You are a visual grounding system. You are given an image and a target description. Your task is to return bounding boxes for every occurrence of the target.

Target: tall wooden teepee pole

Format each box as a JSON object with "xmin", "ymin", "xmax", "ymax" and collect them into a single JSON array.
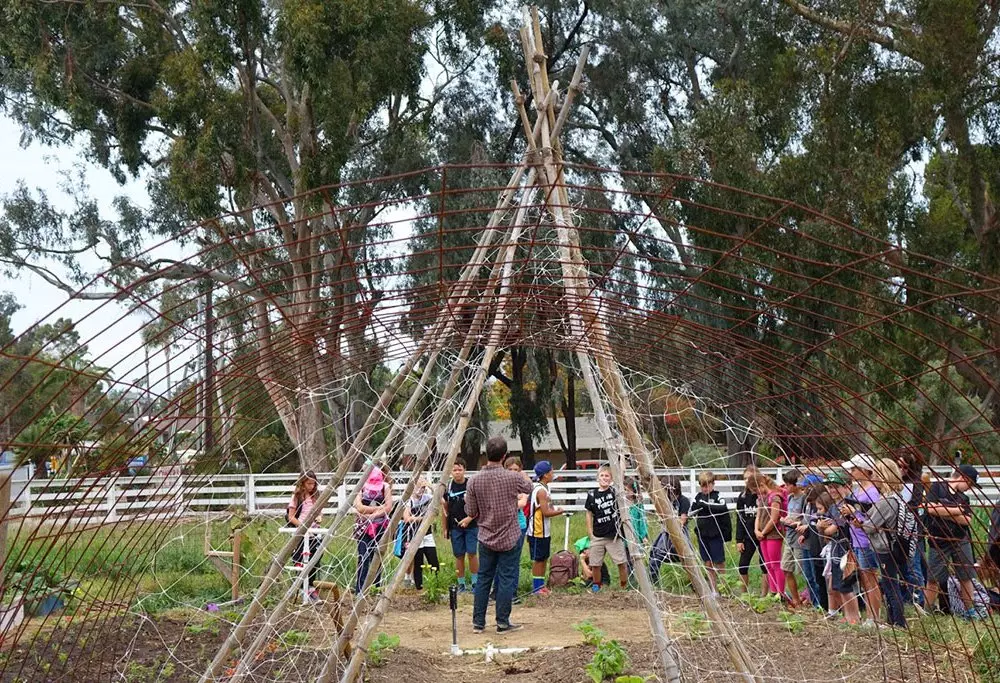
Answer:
[
  {"xmin": 519, "ymin": 10, "xmax": 758, "ymax": 682},
  {"xmin": 326, "ymin": 165, "xmax": 538, "ymax": 683},
  {"xmin": 202, "ymin": 162, "xmax": 533, "ymax": 682}
]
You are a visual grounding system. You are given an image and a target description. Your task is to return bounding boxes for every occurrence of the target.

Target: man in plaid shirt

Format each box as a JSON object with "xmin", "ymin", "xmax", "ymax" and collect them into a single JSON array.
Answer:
[{"xmin": 466, "ymin": 435, "xmax": 533, "ymax": 633}]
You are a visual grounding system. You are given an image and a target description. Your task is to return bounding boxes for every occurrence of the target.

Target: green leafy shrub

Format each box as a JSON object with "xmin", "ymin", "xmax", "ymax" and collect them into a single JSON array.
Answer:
[{"xmin": 421, "ymin": 565, "xmax": 448, "ymax": 604}]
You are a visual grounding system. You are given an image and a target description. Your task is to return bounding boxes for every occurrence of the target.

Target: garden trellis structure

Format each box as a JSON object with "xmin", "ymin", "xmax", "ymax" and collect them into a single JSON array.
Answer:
[{"xmin": 1, "ymin": 6, "xmax": 999, "ymax": 683}]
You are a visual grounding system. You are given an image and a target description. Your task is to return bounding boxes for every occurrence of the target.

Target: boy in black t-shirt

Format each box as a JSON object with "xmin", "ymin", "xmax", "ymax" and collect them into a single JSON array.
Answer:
[
  {"xmin": 441, "ymin": 458, "xmax": 478, "ymax": 592},
  {"xmin": 923, "ymin": 465, "xmax": 982, "ymax": 618},
  {"xmin": 585, "ymin": 465, "xmax": 628, "ymax": 591},
  {"xmin": 691, "ymin": 471, "xmax": 731, "ymax": 594}
]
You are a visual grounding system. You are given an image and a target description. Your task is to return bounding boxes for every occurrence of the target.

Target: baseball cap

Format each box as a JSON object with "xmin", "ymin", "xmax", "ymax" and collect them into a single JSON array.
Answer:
[
  {"xmin": 957, "ymin": 464, "xmax": 979, "ymax": 485},
  {"xmin": 801, "ymin": 473, "xmax": 824, "ymax": 486},
  {"xmin": 823, "ymin": 471, "xmax": 849, "ymax": 486},
  {"xmin": 534, "ymin": 460, "xmax": 553, "ymax": 478},
  {"xmin": 840, "ymin": 453, "xmax": 877, "ymax": 472}
]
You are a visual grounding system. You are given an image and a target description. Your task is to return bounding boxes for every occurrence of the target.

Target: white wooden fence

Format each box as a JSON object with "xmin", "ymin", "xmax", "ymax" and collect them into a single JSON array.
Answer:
[{"xmin": 5, "ymin": 466, "xmax": 999, "ymax": 526}]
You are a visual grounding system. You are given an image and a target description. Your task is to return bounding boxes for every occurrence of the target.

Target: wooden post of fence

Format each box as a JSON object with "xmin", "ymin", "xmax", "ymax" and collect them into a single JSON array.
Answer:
[
  {"xmin": 246, "ymin": 475, "xmax": 256, "ymax": 515},
  {"xmin": 0, "ymin": 468, "xmax": 11, "ymax": 588},
  {"xmin": 106, "ymin": 478, "xmax": 119, "ymax": 522}
]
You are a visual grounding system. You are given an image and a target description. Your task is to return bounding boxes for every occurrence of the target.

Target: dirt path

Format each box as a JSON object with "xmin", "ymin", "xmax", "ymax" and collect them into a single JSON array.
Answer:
[{"xmin": 382, "ymin": 594, "xmax": 653, "ymax": 652}]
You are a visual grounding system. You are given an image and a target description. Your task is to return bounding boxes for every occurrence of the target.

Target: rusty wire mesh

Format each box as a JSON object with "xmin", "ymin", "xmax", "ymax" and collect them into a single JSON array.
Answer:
[{"xmin": 0, "ymin": 163, "xmax": 998, "ymax": 681}]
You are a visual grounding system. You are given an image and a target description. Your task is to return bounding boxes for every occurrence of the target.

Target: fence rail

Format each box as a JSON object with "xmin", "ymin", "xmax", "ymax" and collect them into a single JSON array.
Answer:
[{"xmin": 6, "ymin": 467, "xmax": 999, "ymax": 526}]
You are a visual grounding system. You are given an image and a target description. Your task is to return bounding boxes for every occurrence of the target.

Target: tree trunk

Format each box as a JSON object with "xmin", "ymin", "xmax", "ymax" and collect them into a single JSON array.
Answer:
[
  {"xmin": 563, "ymin": 368, "xmax": 577, "ymax": 468},
  {"xmin": 510, "ymin": 347, "xmax": 537, "ymax": 468}
]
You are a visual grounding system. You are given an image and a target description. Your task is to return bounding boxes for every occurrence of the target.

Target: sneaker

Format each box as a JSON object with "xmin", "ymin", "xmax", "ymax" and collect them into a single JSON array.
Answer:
[
  {"xmin": 497, "ymin": 622, "xmax": 523, "ymax": 634},
  {"xmin": 964, "ymin": 607, "xmax": 987, "ymax": 621},
  {"xmin": 307, "ymin": 588, "xmax": 320, "ymax": 603},
  {"xmin": 472, "ymin": 624, "xmax": 485, "ymax": 634},
  {"xmin": 533, "ymin": 587, "xmax": 551, "ymax": 596},
  {"xmin": 590, "ymin": 584, "xmax": 600, "ymax": 593}
]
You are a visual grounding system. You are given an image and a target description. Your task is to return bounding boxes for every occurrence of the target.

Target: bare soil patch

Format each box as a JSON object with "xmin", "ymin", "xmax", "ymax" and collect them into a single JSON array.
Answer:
[{"xmin": 0, "ymin": 590, "xmax": 980, "ymax": 682}]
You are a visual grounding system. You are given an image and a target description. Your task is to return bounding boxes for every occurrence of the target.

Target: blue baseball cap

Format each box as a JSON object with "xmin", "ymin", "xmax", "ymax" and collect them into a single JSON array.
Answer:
[
  {"xmin": 534, "ymin": 460, "xmax": 553, "ymax": 478},
  {"xmin": 801, "ymin": 474, "xmax": 824, "ymax": 486}
]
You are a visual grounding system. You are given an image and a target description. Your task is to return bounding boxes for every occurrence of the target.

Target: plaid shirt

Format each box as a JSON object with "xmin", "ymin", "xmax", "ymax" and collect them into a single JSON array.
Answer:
[{"xmin": 466, "ymin": 463, "xmax": 533, "ymax": 552}]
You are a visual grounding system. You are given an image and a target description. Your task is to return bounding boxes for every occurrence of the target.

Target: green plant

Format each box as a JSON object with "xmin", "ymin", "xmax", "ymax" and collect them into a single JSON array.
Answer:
[
  {"xmin": 614, "ymin": 677, "xmax": 655, "ymax": 683},
  {"xmin": 573, "ymin": 619, "xmax": 607, "ymax": 647},
  {"xmin": 185, "ymin": 620, "xmax": 220, "ymax": 636},
  {"xmin": 586, "ymin": 639, "xmax": 629, "ymax": 682},
  {"xmin": 680, "ymin": 611, "xmax": 709, "ymax": 639},
  {"xmin": 736, "ymin": 592, "xmax": 781, "ymax": 614},
  {"xmin": 421, "ymin": 565, "xmax": 448, "ymax": 604},
  {"xmin": 278, "ymin": 629, "xmax": 310, "ymax": 648},
  {"xmin": 778, "ymin": 611, "xmax": 805, "ymax": 635},
  {"xmin": 369, "ymin": 632, "xmax": 400, "ymax": 667}
]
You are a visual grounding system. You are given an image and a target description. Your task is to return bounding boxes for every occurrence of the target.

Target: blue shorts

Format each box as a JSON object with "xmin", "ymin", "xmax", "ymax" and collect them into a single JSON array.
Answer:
[
  {"xmin": 698, "ymin": 535, "xmax": 726, "ymax": 564},
  {"xmin": 527, "ymin": 536, "xmax": 551, "ymax": 561},
  {"xmin": 450, "ymin": 526, "xmax": 478, "ymax": 556},
  {"xmin": 854, "ymin": 545, "xmax": 879, "ymax": 571}
]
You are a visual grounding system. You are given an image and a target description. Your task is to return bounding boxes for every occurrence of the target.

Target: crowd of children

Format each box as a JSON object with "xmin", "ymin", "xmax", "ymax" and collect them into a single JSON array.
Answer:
[{"xmin": 286, "ymin": 452, "xmax": 999, "ymax": 631}]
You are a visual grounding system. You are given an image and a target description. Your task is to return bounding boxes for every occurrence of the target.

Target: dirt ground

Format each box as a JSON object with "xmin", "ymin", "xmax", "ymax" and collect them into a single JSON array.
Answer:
[{"xmin": 0, "ymin": 590, "xmax": 985, "ymax": 682}]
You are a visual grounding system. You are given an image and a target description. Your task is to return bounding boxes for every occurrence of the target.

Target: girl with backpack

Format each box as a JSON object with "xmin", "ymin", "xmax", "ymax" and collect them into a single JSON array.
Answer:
[
  {"xmin": 861, "ymin": 458, "xmax": 917, "ymax": 627},
  {"xmin": 402, "ymin": 478, "xmax": 439, "ymax": 590},
  {"xmin": 750, "ymin": 473, "xmax": 786, "ymax": 596},
  {"xmin": 353, "ymin": 464, "xmax": 393, "ymax": 595},
  {"xmin": 287, "ymin": 470, "xmax": 321, "ymax": 599}
]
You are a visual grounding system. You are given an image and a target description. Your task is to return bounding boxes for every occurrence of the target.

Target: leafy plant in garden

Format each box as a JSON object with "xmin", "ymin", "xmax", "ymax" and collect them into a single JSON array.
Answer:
[
  {"xmin": 421, "ymin": 565, "xmax": 448, "ymax": 605},
  {"xmin": 573, "ymin": 620, "xmax": 607, "ymax": 647},
  {"xmin": 586, "ymin": 639, "xmax": 629, "ymax": 683},
  {"xmin": 680, "ymin": 611, "xmax": 709, "ymax": 639},
  {"xmin": 778, "ymin": 611, "xmax": 806, "ymax": 635},
  {"xmin": 736, "ymin": 592, "xmax": 782, "ymax": 614},
  {"xmin": 368, "ymin": 633, "xmax": 400, "ymax": 668}
]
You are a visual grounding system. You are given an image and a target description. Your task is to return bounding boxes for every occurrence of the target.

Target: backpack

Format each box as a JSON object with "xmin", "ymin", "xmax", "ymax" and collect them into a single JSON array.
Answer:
[
  {"xmin": 549, "ymin": 515, "xmax": 577, "ymax": 587},
  {"xmin": 891, "ymin": 495, "xmax": 918, "ymax": 561}
]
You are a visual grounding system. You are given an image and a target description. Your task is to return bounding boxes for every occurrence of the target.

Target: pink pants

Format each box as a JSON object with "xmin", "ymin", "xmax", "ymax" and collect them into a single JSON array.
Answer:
[{"xmin": 759, "ymin": 538, "xmax": 785, "ymax": 595}]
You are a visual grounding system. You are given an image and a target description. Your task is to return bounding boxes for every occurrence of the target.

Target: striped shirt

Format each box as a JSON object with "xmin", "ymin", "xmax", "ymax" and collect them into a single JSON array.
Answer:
[{"xmin": 465, "ymin": 463, "xmax": 533, "ymax": 552}]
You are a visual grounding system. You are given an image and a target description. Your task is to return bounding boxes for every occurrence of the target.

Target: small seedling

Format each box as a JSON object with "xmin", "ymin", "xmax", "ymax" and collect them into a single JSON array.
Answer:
[
  {"xmin": 573, "ymin": 619, "xmax": 607, "ymax": 647},
  {"xmin": 778, "ymin": 611, "xmax": 805, "ymax": 635},
  {"xmin": 680, "ymin": 611, "xmax": 709, "ymax": 639},
  {"xmin": 369, "ymin": 632, "xmax": 400, "ymax": 667},
  {"xmin": 736, "ymin": 592, "xmax": 781, "ymax": 614},
  {"xmin": 278, "ymin": 629, "xmax": 310, "ymax": 649}
]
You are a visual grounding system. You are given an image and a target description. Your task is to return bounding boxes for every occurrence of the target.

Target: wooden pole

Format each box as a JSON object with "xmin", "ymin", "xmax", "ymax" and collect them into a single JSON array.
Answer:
[
  {"xmin": 519, "ymin": 11, "xmax": 757, "ymax": 681},
  {"xmin": 327, "ymin": 168, "xmax": 536, "ymax": 683},
  {"xmin": 220, "ymin": 167, "xmax": 536, "ymax": 683}
]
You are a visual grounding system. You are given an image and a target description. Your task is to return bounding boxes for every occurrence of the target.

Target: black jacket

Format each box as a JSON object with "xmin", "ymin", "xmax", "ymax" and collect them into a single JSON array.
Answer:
[
  {"xmin": 692, "ymin": 490, "xmax": 732, "ymax": 540},
  {"xmin": 735, "ymin": 489, "xmax": 758, "ymax": 544}
]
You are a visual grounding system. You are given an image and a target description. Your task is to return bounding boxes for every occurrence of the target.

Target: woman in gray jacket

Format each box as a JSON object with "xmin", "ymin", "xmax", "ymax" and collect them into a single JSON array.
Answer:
[{"xmin": 861, "ymin": 459, "xmax": 917, "ymax": 627}]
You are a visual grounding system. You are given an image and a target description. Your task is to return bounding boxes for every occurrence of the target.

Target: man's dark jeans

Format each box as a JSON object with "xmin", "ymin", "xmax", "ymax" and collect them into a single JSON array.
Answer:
[{"xmin": 473, "ymin": 541, "xmax": 521, "ymax": 628}]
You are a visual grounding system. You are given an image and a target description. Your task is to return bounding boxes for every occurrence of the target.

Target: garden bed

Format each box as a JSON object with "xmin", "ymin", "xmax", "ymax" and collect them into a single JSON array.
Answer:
[{"xmin": 0, "ymin": 590, "xmax": 985, "ymax": 682}]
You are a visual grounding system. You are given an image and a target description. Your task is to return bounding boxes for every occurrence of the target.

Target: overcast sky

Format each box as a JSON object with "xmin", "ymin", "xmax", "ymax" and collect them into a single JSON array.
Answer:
[{"xmin": 0, "ymin": 115, "xmax": 158, "ymax": 389}]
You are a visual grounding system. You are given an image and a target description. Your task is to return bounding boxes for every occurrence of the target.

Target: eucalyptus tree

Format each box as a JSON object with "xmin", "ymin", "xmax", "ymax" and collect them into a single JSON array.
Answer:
[{"xmin": 0, "ymin": 0, "xmax": 455, "ymax": 470}]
